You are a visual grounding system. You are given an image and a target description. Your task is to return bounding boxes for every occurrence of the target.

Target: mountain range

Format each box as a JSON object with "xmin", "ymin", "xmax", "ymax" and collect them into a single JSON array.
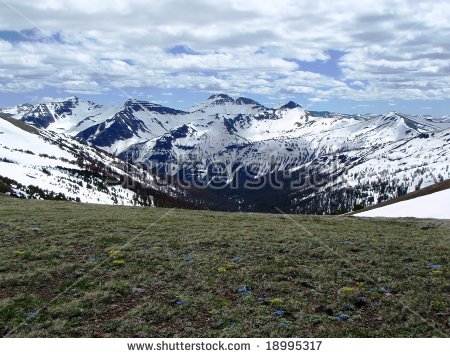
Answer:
[{"xmin": 1, "ymin": 94, "xmax": 449, "ymax": 213}]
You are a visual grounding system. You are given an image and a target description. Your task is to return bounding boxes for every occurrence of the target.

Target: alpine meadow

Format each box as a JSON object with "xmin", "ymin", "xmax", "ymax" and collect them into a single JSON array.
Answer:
[{"xmin": 0, "ymin": 0, "xmax": 449, "ymax": 350}]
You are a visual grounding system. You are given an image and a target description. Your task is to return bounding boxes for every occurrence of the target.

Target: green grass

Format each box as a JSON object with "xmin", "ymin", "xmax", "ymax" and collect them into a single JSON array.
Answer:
[{"xmin": 0, "ymin": 194, "xmax": 448, "ymax": 337}]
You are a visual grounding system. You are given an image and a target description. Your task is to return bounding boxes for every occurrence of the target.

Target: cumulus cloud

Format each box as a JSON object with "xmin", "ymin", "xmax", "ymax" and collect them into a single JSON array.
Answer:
[{"xmin": 0, "ymin": 0, "xmax": 449, "ymax": 103}]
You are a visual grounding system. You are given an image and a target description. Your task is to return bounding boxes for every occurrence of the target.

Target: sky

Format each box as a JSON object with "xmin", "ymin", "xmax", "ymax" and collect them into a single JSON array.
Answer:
[{"xmin": 0, "ymin": 0, "xmax": 449, "ymax": 116}]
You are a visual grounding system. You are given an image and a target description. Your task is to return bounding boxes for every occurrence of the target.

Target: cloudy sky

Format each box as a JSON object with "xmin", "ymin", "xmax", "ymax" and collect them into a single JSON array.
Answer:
[{"xmin": 0, "ymin": 0, "xmax": 449, "ymax": 115}]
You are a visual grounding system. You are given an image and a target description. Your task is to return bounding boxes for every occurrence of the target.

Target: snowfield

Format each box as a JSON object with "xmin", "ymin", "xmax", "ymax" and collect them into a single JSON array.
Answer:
[{"xmin": 355, "ymin": 188, "xmax": 450, "ymax": 219}]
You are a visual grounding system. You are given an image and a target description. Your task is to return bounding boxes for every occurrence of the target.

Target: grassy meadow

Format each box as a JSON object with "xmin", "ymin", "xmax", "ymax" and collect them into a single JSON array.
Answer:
[{"xmin": 0, "ymin": 194, "xmax": 448, "ymax": 337}]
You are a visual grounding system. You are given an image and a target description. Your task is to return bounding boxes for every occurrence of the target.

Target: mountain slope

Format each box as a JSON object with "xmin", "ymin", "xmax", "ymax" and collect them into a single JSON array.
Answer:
[
  {"xmin": 355, "ymin": 187, "xmax": 450, "ymax": 219},
  {"xmin": 0, "ymin": 115, "xmax": 196, "ymax": 208}
]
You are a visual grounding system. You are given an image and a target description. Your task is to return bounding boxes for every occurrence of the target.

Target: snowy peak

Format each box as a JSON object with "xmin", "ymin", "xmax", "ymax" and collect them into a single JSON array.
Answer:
[
  {"xmin": 0, "ymin": 103, "xmax": 34, "ymax": 118},
  {"xmin": 22, "ymin": 103, "xmax": 58, "ymax": 128},
  {"xmin": 380, "ymin": 111, "xmax": 404, "ymax": 122},
  {"xmin": 193, "ymin": 93, "xmax": 236, "ymax": 109},
  {"xmin": 279, "ymin": 101, "xmax": 302, "ymax": 110},
  {"xmin": 235, "ymin": 97, "xmax": 263, "ymax": 107},
  {"xmin": 18, "ymin": 97, "xmax": 107, "ymax": 135},
  {"xmin": 57, "ymin": 95, "xmax": 79, "ymax": 104},
  {"xmin": 207, "ymin": 93, "xmax": 234, "ymax": 102},
  {"xmin": 123, "ymin": 99, "xmax": 187, "ymax": 115},
  {"xmin": 188, "ymin": 94, "xmax": 266, "ymax": 116},
  {"xmin": 203, "ymin": 94, "xmax": 263, "ymax": 108},
  {"xmin": 74, "ymin": 98, "xmax": 192, "ymax": 153},
  {"xmin": 378, "ymin": 111, "xmax": 442, "ymax": 135}
]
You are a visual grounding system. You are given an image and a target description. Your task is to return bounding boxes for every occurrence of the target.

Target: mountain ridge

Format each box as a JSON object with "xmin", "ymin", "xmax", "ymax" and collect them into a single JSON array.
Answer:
[{"xmin": 1, "ymin": 94, "xmax": 449, "ymax": 213}]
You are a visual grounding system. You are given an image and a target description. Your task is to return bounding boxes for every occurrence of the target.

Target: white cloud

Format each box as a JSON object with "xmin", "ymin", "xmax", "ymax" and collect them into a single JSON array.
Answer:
[
  {"xmin": 308, "ymin": 97, "xmax": 328, "ymax": 103},
  {"xmin": 0, "ymin": 0, "xmax": 449, "ymax": 102}
]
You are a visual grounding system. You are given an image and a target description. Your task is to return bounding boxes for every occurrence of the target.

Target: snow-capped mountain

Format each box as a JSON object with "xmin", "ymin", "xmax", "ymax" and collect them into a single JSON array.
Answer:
[
  {"xmin": 2, "ymin": 94, "xmax": 450, "ymax": 213},
  {"xmin": 0, "ymin": 103, "xmax": 34, "ymax": 118},
  {"xmin": 75, "ymin": 99, "xmax": 190, "ymax": 155},
  {"xmin": 0, "ymin": 115, "xmax": 197, "ymax": 208}
]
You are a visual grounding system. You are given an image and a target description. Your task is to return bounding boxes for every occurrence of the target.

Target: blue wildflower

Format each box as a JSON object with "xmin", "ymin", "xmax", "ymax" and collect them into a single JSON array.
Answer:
[
  {"xmin": 340, "ymin": 304, "xmax": 354, "ymax": 311},
  {"xmin": 333, "ymin": 313, "xmax": 350, "ymax": 321},
  {"xmin": 237, "ymin": 287, "xmax": 252, "ymax": 296},
  {"xmin": 26, "ymin": 311, "xmax": 38, "ymax": 320},
  {"xmin": 176, "ymin": 300, "xmax": 186, "ymax": 305},
  {"xmin": 230, "ymin": 256, "xmax": 242, "ymax": 263},
  {"xmin": 427, "ymin": 264, "xmax": 442, "ymax": 270},
  {"xmin": 273, "ymin": 309, "xmax": 285, "ymax": 317}
]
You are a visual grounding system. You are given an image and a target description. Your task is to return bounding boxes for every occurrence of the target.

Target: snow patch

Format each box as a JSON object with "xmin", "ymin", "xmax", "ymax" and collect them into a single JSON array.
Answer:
[{"xmin": 355, "ymin": 189, "xmax": 450, "ymax": 219}]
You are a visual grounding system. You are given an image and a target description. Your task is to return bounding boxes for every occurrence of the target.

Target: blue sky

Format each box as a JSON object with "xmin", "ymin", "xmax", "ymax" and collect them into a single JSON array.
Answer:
[{"xmin": 0, "ymin": 0, "xmax": 449, "ymax": 116}]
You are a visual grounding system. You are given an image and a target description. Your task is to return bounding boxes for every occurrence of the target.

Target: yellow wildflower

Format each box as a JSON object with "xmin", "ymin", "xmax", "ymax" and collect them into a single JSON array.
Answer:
[
  {"xmin": 270, "ymin": 298, "xmax": 284, "ymax": 305},
  {"xmin": 217, "ymin": 263, "xmax": 235, "ymax": 273},
  {"xmin": 108, "ymin": 250, "xmax": 121, "ymax": 257},
  {"xmin": 339, "ymin": 287, "xmax": 356, "ymax": 295},
  {"xmin": 432, "ymin": 300, "xmax": 447, "ymax": 310}
]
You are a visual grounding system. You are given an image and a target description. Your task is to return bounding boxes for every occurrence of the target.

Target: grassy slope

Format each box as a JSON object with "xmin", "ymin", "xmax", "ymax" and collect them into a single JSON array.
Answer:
[{"xmin": 0, "ymin": 194, "xmax": 448, "ymax": 338}]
